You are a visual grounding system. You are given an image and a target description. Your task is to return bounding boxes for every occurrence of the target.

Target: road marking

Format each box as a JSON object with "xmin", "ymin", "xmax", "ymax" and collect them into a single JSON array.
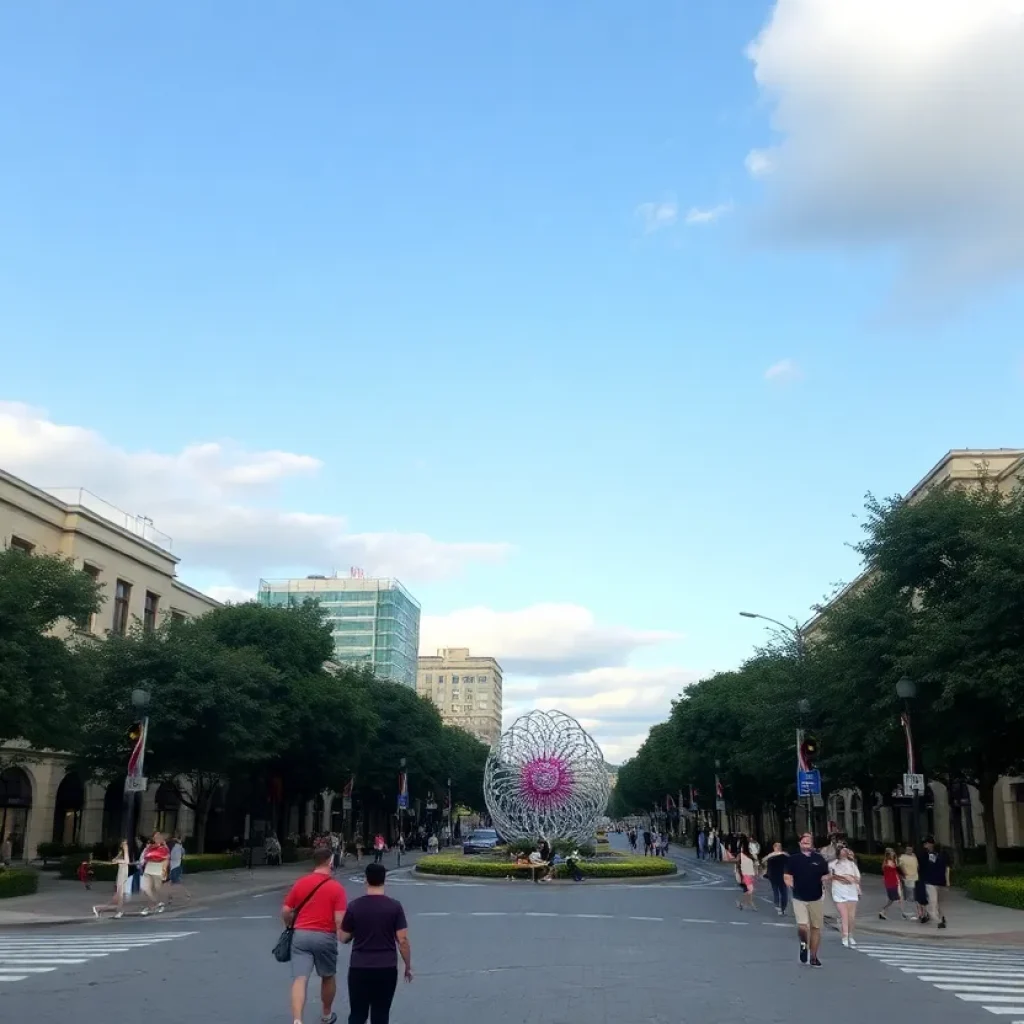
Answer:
[
  {"xmin": 240, "ymin": 915, "xmax": 274, "ymax": 920},
  {"xmin": 628, "ymin": 916, "xmax": 663, "ymax": 922},
  {"xmin": 418, "ymin": 912, "xmax": 451, "ymax": 916},
  {"xmin": 525, "ymin": 912, "xmax": 558, "ymax": 917},
  {"xmin": 681, "ymin": 918, "xmax": 715, "ymax": 924},
  {"xmin": 0, "ymin": 932, "xmax": 195, "ymax": 989},
  {"xmin": 470, "ymin": 912, "xmax": 508, "ymax": 916}
]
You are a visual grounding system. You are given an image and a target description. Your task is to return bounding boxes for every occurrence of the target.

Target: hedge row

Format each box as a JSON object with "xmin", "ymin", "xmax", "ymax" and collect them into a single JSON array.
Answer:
[
  {"xmin": 851, "ymin": 853, "xmax": 1024, "ymax": 884},
  {"xmin": 416, "ymin": 853, "xmax": 676, "ymax": 880},
  {"xmin": 0, "ymin": 868, "xmax": 40, "ymax": 899},
  {"xmin": 58, "ymin": 853, "xmax": 245, "ymax": 881},
  {"xmin": 966, "ymin": 875, "xmax": 1024, "ymax": 911}
]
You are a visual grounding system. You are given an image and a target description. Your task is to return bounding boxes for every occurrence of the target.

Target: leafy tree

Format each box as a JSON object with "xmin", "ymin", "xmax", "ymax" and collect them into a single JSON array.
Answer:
[
  {"xmin": 859, "ymin": 481, "xmax": 1024, "ymax": 869},
  {"xmin": 440, "ymin": 725, "xmax": 489, "ymax": 812},
  {"xmin": 74, "ymin": 622, "xmax": 283, "ymax": 851},
  {"xmin": 0, "ymin": 549, "xmax": 100, "ymax": 749}
]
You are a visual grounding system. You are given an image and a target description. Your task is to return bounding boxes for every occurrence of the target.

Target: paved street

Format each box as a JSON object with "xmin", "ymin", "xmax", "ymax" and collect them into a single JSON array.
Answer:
[{"xmin": 2, "ymin": 858, "xmax": 1019, "ymax": 1024}]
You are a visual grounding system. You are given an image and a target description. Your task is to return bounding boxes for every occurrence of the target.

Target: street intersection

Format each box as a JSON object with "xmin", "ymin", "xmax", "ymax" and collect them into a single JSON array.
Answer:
[{"xmin": 1, "ymin": 846, "xmax": 1020, "ymax": 1024}]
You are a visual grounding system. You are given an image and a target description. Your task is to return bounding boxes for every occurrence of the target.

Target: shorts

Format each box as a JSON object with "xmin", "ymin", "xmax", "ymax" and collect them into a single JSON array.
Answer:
[
  {"xmin": 792, "ymin": 898, "xmax": 824, "ymax": 929},
  {"xmin": 914, "ymin": 880, "xmax": 928, "ymax": 905},
  {"xmin": 290, "ymin": 930, "xmax": 338, "ymax": 979},
  {"xmin": 170, "ymin": 866, "xmax": 184, "ymax": 883},
  {"xmin": 742, "ymin": 875, "xmax": 756, "ymax": 892},
  {"xmin": 885, "ymin": 887, "xmax": 900, "ymax": 901}
]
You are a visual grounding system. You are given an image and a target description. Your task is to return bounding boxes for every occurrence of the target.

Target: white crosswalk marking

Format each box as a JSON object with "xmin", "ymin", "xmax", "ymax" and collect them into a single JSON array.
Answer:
[
  {"xmin": 858, "ymin": 943, "xmax": 1024, "ymax": 1018},
  {"xmin": 0, "ymin": 932, "xmax": 195, "ymax": 987}
]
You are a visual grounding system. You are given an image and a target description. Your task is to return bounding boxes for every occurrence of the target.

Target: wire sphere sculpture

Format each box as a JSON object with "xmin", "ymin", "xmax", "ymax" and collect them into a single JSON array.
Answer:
[{"xmin": 484, "ymin": 709, "xmax": 610, "ymax": 845}]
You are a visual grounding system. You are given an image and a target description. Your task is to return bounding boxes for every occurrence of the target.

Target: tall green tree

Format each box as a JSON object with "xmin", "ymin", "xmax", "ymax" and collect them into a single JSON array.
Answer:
[
  {"xmin": 74, "ymin": 622, "xmax": 284, "ymax": 851},
  {"xmin": 0, "ymin": 549, "xmax": 100, "ymax": 749}
]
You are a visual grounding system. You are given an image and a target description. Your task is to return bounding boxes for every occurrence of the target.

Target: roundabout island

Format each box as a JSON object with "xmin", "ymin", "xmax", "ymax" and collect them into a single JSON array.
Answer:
[{"xmin": 417, "ymin": 709, "xmax": 678, "ymax": 881}]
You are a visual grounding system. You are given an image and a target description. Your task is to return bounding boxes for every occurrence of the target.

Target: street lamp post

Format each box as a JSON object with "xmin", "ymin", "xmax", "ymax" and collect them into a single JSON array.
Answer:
[
  {"xmin": 124, "ymin": 687, "xmax": 150, "ymax": 892},
  {"xmin": 796, "ymin": 698, "xmax": 814, "ymax": 838},
  {"xmin": 739, "ymin": 611, "xmax": 805, "ymax": 658},
  {"xmin": 896, "ymin": 676, "xmax": 922, "ymax": 847},
  {"xmin": 398, "ymin": 757, "xmax": 407, "ymax": 866}
]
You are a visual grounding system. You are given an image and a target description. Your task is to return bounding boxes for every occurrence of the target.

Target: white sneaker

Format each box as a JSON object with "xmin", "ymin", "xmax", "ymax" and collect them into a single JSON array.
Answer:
[
  {"xmin": 140, "ymin": 907, "xmax": 150, "ymax": 916},
  {"xmin": 92, "ymin": 906, "xmax": 100, "ymax": 918},
  {"xmin": 841, "ymin": 936, "xmax": 849, "ymax": 947},
  {"xmin": 849, "ymin": 937, "xmax": 857, "ymax": 947},
  {"xmin": 113, "ymin": 912, "xmax": 123, "ymax": 919}
]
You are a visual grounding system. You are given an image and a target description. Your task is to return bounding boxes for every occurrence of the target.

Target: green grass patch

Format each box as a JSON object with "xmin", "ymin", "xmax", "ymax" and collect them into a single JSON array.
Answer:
[
  {"xmin": 0, "ymin": 868, "xmax": 39, "ymax": 898},
  {"xmin": 966, "ymin": 875, "xmax": 1024, "ymax": 910},
  {"xmin": 416, "ymin": 851, "xmax": 676, "ymax": 880}
]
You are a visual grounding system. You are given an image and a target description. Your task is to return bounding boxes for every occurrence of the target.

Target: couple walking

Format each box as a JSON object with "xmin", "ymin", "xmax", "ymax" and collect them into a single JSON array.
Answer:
[{"xmin": 282, "ymin": 849, "xmax": 412, "ymax": 1024}]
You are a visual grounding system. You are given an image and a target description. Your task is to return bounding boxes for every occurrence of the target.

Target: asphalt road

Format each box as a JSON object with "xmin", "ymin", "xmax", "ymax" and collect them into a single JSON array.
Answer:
[{"xmin": 0, "ymin": 858, "xmax": 1018, "ymax": 1024}]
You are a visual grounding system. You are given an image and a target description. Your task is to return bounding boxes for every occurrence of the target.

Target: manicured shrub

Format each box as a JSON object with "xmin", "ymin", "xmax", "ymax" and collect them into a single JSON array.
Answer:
[
  {"xmin": 0, "ymin": 868, "xmax": 40, "ymax": 898},
  {"xmin": 36, "ymin": 842, "xmax": 88, "ymax": 866},
  {"xmin": 966, "ymin": 875, "xmax": 1024, "ymax": 910},
  {"xmin": 59, "ymin": 852, "xmax": 245, "ymax": 880},
  {"xmin": 416, "ymin": 852, "xmax": 676, "ymax": 880}
]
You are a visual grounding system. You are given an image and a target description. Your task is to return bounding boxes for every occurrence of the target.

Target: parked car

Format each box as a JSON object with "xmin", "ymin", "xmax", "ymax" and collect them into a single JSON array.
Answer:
[{"xmin": 462, "ymin": 829, "xmax": 501, "ymax": 855}]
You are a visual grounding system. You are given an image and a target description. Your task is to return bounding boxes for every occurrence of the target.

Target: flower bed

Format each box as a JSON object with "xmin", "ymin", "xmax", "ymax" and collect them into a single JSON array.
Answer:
[
  {"xmin": 0, "ymin": 868, "xmax": 40, "ymax": 898},
  {"xmin": 416, "ymin": 852, "xmax": 676, "ymax": 880}
]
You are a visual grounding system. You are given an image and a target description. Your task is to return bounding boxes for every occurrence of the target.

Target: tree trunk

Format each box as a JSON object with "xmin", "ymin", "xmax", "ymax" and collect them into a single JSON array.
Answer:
[
  {"xmin": 977, "ymin": 772, "xmax": 1000, "ymax": 872},
  {"xmin": 193, "ymin": 795, "xmax": 212, "ymax": 854}
]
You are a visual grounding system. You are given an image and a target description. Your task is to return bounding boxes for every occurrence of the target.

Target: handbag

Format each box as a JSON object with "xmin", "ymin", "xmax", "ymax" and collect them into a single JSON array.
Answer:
[{"xmin": 273, "ymin": 877, "xmax": 331, "ymax": 963}]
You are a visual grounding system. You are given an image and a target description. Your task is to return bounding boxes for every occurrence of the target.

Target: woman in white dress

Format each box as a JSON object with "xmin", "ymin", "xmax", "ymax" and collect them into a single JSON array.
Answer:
[
  {"xmin": 829, "ymin": 845, "xmax": 862, "ymax": 947},
  {"xmin": 92, "ymin": 841, "xmax": 131, "ymax": 919}
]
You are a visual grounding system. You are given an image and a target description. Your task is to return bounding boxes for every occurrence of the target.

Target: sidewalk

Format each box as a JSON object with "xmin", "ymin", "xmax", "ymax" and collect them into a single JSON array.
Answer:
[
  {"xmin": 0, "ymin": 849, "xmax": 426, "ymax": 930},
  {"xmin": 675, "ymin": 847, "xmax": 1024, "ymax": 945}
]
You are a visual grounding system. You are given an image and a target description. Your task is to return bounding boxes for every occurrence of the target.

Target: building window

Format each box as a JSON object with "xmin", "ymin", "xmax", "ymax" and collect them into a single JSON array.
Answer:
[
  {"xmin": 170, "ymin": 611, "xmax": 187, "ymax": 625},
  {"xmin": 437, "ymin": 675, "xmax": 445, "ymax": 685},
  {"xmin": 77, "ymin": 564, "xmax": 101, "ymax": 631},
  {"xmin": 452, "ymin": 675, "xmax": 459, "ymax": 684},
  {"xmin": 478, "ymin": 675, "xmax": 488, "ymax": 683},
  {"xmin": 113, "ymin": 580, "xmax": 132, "ymax": 636},
  {"xmin": 425, "ymin": 674, "xmax": 433, "ymax": 684},
  {"xmin": 9, "ymin": 536, "xmax": 34, "ymax": 554},
  {"xmin": 144, "ymin": 592, "xmax": 159, "ymax": 632}
]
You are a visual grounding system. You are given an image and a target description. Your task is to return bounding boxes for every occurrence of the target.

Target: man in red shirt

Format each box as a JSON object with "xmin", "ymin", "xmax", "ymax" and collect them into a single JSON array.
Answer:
[{"xmin": 281, "ymin": 846, "xmax": 348, "ymax": 1024}]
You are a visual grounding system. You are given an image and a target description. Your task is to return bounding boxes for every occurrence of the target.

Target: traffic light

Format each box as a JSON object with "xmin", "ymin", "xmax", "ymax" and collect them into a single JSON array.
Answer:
[{"xmin": 801, "ymin": 734, "xmax": 819, "ymax": 768}]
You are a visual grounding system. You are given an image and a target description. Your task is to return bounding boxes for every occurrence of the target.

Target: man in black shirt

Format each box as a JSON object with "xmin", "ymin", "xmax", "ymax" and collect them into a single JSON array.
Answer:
[
  {"xmin": 919, "ymin": 837, "xmax": 950, "ymax": 929},
  {"xmin": 784, "ymin": 832, "xmax": 829, "ymax": 967}
]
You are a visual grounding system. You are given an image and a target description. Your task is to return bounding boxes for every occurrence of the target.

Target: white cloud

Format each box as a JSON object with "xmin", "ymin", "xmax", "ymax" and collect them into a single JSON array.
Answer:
[
  {"xmin": 746, "ymin": 0, "xmax": 1024, "ymax": 299},
  {"xmin": 205, "ymin": 585, "xmax": 256, "ymax": 605},
  {"xmin": 764, "ymin": 358, "xmax": 803, "ymax": 383},
  {"xmin": 501, "ymin": 666, "xmax": 703, "ymax": 763},
  {"xmin": 420, "ymin": 604, "xmax": 680, "ymax": 676},
  {"xmin": 684, "ymin": 203, "xmax": 733, "ymax": 226},
  {"xmin": 745, "ymin": 150, "xmax": 774, "ymax": 178},
  {"xmin": 0, "ymin": 401, "xmax": 510, "ymax": 585},
  {"xmin": 635, "ymin": 199, "xmax": 679, "ymax": 234}
]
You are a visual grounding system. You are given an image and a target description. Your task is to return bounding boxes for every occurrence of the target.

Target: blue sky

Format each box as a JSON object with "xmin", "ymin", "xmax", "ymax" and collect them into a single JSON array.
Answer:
[{"xmin": 3, "ymin": 1, "xmax": 1023, "ymax": 761}]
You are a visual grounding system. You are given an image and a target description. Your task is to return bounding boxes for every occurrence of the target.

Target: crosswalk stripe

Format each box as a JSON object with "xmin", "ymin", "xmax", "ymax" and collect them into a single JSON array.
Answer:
[{"xmin": 0, "ymin": 931, "xmax": 195, "ymax": 989}]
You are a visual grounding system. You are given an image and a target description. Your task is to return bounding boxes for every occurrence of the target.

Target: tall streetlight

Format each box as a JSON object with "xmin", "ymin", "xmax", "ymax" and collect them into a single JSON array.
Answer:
[
  {"xmin": 896, "ymin": 676, "xmax": 923, "ymax": 846},
  {"xmin": 739, "ymin": 611, "xmax": 806, "ymax": 658},
  {"xmin": 124, "ymin": 687, "xmax": 151, "ymax": 889}
]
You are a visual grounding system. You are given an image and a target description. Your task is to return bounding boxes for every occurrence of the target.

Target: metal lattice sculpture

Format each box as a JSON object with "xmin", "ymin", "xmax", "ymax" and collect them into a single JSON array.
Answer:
[{"xmin": 484, "ymin": 709, "xmax": 610, "ymax": 844}]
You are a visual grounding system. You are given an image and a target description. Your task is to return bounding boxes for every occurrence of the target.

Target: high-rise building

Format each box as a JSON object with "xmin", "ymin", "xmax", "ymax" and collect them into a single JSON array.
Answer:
[
  {"xmin": 257, "ymin": 574, "xmax": 421, "ymax": 688},
  {"xmin": 416, "ymin": 648, "xmax": 503, "ymax": 747}
]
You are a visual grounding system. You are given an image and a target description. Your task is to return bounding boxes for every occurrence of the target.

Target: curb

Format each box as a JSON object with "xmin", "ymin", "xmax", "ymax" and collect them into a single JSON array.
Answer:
[
  {"xmin": 411, "ymin": 868, "xmax": 684, "ymax": 886},
  {"xmin": 0, "ymin": 876, "xmax": 297, "ymax": 931}
]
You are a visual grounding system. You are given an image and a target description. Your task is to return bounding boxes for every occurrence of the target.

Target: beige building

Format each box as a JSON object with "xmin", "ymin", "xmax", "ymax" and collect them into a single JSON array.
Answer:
[
  {"xmin": 1, "ymin": 467, "xmax": 221, "ymax": 861},
  {"xmin": 417, "ymin": 648, "xmax": 503, "ymax": 748},
  {"xmin": 805, "ymin": 449, "xmax": 1024, "ymax": 850}
]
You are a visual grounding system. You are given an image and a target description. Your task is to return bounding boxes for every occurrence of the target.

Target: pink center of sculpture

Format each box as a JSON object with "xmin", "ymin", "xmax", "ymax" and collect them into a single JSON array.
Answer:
[{"xmin": 519, "ymin": 756, "xmax": 574, "ymax": 809}]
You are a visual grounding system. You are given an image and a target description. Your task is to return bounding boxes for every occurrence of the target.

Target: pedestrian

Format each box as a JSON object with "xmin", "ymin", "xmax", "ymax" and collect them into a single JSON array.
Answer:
[
  {"xmin": 281, "ymin": 846, "xmax": 348, "ymax": 1024},
  {"xmin": 898, "ymin": 845, "xmax": 923, "ymax": 920},
  {"xmin": 920, "ymin": 836, "xmax": 950, "ymax": 929},
  {"xmin": 696, "ymin": 829, "xmax": 705, "ymax": 860},
  {"xmin": 878, "ymin": 847, "xmax": 908, "ymax": 921},
  {"xmin": 762, "ymin": 842, "xmax": 789, "ymax": 916},
  {"xmin": 829, "ymin": 845, "xmax": 862, "ymax": 947},
  {"xmin": 139, "ymin": 832, "xmax": 169, "ymax": 915},
  {"xmin": 1, "ymin": 834, "xmax": 12, "ymax": 867},
  {"xmin": 77, "ymin": 855, "xmax": 95, "ymax": 890},
  {"xmin": 642, "ymin": 829, "xmax": 653, "ymax": 856},
  {"xmin": 784, "ymin": 831, "xmax": 829, "ymax": 968},
  {"xmin": 166, "ymin": 835, "xmax": 191, "ymax": 904},
  {"xmin": 735, "ymin": 837, "xmax": 759, "ymax": 911},
  {"xmin": 427, "ymin": 833, "xmax": 438, "ymax": 855},
  {"xmin": 92, "ymin": 841, "xmax": 131, "ymax": 919},
  {"xmin": 372, "ymin": 834, "xmax": 386, "ymax": 865},
  {"xmin": 340, "ymin": 862, "xmax": 412, "ymax": 1024}
]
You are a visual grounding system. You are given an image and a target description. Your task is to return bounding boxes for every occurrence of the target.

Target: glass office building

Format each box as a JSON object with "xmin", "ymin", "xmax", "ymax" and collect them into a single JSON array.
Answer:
[{"xmin": 257, "ymin": 575, "xmax": 421, "ymax": 688}]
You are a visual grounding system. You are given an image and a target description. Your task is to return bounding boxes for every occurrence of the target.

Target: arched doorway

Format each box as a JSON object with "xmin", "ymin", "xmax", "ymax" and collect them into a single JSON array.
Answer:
[
  {"xmin": 1, "ymin": 767, "xmax": 33, "ymax": 861},
  {"xmin": 102, "ymin": 777, "xmax": 126, "ymax": 842},
  {"xmin": 52, "ymin": 772, "xmax": 85, "ymax": 846},
  {"xmin": 155, "ymin": 782, "xmax": 181, "ymax": 836}
]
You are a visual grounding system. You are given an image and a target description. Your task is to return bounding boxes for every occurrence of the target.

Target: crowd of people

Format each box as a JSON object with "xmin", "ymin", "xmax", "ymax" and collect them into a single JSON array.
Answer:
[
  {"xmin": 691, "ymin": 827, "xmax": 952, "ymax": 965},
  {"xmin": 625, "ymin": 827, "xmax": 671, "ymax": 856}
]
